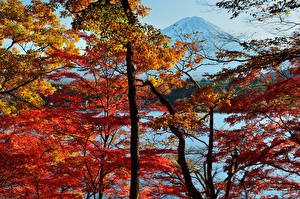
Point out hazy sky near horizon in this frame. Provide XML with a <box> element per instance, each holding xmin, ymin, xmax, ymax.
<box><xmin>141</xmin><ymin>0</ymin><xmax>299</xmax><ymax>39</ymax></box>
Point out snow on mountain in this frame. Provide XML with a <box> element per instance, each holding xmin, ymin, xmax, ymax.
<box><xmin>161</xmin><ymin>16</ymin><xmax>241</xmax><ymax>78</ymax></box>
<box><xmin>162</xmin><ymin>16</ymin><xmax>229</xmax><ymax>38</ymax></box>
<box><xmin>162</xmin><ymin>16</ymin><xmax>239</xmax><ymax>50</ymax></box>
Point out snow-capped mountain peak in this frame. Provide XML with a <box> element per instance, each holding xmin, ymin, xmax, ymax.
<box><xmin>162</xmin><ymin>16</ymin><xmax>235</xmax><ymax>44</ymax></box>
<box><xmin>161</xmin><ymin>16</ymin><xmax>241</xmax><ymax>78</ymax></box>
<box><xmin>163</xmin><ymin>16</ymin><xmax>223</xmax><ymax>34</ymax></box>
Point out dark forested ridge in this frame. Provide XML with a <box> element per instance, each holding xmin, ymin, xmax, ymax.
<box><xmin>165</xmin><ymin>68</ymin><xmax>297</xmax><ymax>106</ymax></box>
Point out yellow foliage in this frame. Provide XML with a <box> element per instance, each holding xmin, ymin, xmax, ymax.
<box><xmin>51</xmin><ymin>149</ymin><xmax>66</xmax><ymax>163</ymax></box>
<box><xmin>0</xmin><ymin>0</ymin><xmax>79</xmax><ymax>114</ymax></box>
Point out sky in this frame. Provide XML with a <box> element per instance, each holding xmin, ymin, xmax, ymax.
<box><xmin>19</xmin><ymin>0</ymin><xmax>299</xmax><ymax>39</ymax></box>
<box><xmin>140</xmin><ymin>0</ymin><xmax>299</xmax><ymax>39</ymax></box>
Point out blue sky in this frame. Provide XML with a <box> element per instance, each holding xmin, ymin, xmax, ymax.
<box><xmin>141</xmin><ymin>0</ymin><xmax>263</xmax><ymax>37</ymax></box>
<box><xmin>141</xmin><ymin>0</ymin><xmax>299</xmax><ymax>39</ymax></box>
<box><xmin>19</xmin><ymin>0</ymin><xmax>299</xmax><ymax>39</ymax></box>
<box><xmin>141</xmin><ymin>0</ymin><xmax>237</xmax><ymax>29</ymax></box>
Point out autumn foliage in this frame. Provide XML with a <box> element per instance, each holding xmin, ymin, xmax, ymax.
<box><xmin>0</xmin><ymin>0</ymin><xmax>299</xmax><ymax>198</ymax></box>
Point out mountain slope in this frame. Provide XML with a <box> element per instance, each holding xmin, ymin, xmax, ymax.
<box><xmin>162</xmin><ymin>16</ymin><xmax>241</xmax><ymax>77</ymax></box>
<box><xmin>162</xmin><ymin>16</ymin><xmax>232</xmax><ymax>39</ymax></box>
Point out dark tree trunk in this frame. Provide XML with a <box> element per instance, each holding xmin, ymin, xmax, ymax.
<box><xmin>207</xmin><ymin>107</ymin><xmax>216</xmax><ymax>199</ymax></box>
<box><xmin>146</xmin><ymin>81</ymin><xmax>203</xmax><ymax>199</ymax></box>
<box><xmin>126</xmin><ymin>42</ymin><xmax>140</xmax><ymax>199</ymax></box>
<box><xmin>120</xmin><ymin>1</ymin><xmax>140</xmax><ymax>198</ymax></box>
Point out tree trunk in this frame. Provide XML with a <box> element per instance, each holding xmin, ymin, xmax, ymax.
<box><xmin>207</xmin><ymin>107</ymin><xmax>216</xmax><ymax>199</ymax></box>
<box><xmin>120</xmin><ymin>1</ymin><xmax>140</xmax><ymax>198</ymax></box>
<box><xmin>126</xmin><ymin>42</ymin><xmax>140</xmax><ymax>199</ymax></box>
<box><xmin>146</xmin><ymin>81</ymin><xmax>203</xmax><ymax>199</ymax></box>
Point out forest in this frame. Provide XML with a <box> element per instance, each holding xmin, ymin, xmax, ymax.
<box><xmin>0</xmin><ymin>0</ymin><xmax>299</xmax><ymax>198</ymax></box>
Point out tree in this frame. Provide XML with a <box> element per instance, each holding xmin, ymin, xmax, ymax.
<box><xmin>1</xmin><ymin>0</ymin><xmax>298</xmax><ymax>198</ymax></box>
<box><xmin>140</xmin><ymin>16</ymin><xmax>299</xmax><ymax>196</ymax></box>
<box><xmin>0</xmin><ymin>0</ymin><xmax>78</xmax><ymax>114</ymax></box>
<box><xmin>144</xmin><ymin>69</ymin><xmax>235</xmax><ymax>199</ymax></box>
<box><xmin>206</xmin><ymin>1</ymin><xmax>300</xmax><ymax>197</ymax></box>
<box><xmin>0</xmin><ymin>28</ymin><xmax>186</xmax><ymax>198</ymax></box>
<box><xmin>216</xmin><ymin>0</ymin><xmax>300</xmax><ymax>19</ymax></box>
<box><xmin>52</xmin><ymin>1</ymin><xmax>181</xmax><ymax>198</ymax></box>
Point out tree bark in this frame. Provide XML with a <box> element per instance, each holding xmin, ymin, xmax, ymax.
<box><xmin>146</xmin><ymin>80</ymin><xmax>203</xmax><ymax>199</ymax></box>
<box><xmin>120</xmin><ymin>1</ymin><xmax>140</xmax><ymax>198</ymax></box>
<box><xmin>126</xmin><ymin>42</ymin><xmax>140</xmax><ymax>199</ymax></box>
<box><xmin>207</xmin><ymin>107</ymin><xmax>216</xmax><ymax>199</ymax></box>
<box><xmin>224</xmin><ymin>154</ymin><xmax>236</xmax><ymax>199</ymax></box>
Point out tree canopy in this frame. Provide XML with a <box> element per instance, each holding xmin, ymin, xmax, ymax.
<box><xmin>0</xmin><ymin>0</ymin><xmax>299</xmax><ymax>198</ymax></box>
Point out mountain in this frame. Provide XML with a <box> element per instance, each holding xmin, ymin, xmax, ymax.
<box><xmin>161</xmin><ymin>16</ymin><xmax>241</xmax><ymax>78</ymax></box>
<box><xmin>162</xmin><ymin>16</ymin><xmax>232</xmax><ymax>39</ymax></box>
<box><xmin>162</xmin><ymin>16</ymin><xmax>237</xmax><ymax>48</ymax></box>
